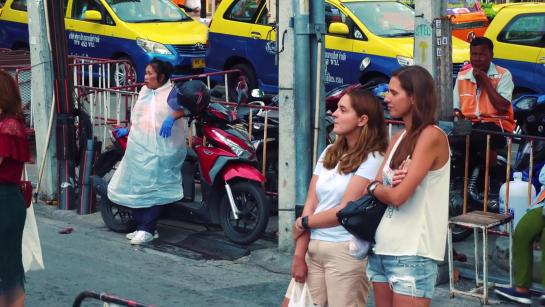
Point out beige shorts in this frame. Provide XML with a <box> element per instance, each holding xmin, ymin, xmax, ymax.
<box><xmin>285</xmin><ymin>240</ymin><xmax>370</xmax><ymax>307</ymax></box>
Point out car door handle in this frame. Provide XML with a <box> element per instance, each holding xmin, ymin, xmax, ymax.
<box><xmin>251</xmin><ymin>32</ymin><xmax>261</xmax><ymax>39</ymax></box>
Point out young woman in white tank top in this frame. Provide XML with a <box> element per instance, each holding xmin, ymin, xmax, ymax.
<box><xmin>365</xmin><ymin>66</ymin><xmax>451</xmax><ymax>307</ymax></box>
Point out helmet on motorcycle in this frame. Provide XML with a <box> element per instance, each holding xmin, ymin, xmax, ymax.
<box><xmin>167</xmin><ymin>80</ymin><xmax>210</xmax><ymax>116</ymax></box>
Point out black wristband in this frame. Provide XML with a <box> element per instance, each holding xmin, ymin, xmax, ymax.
<box><xmin>301</xmin><ymin>216</ymin><xmax>310</xmax><ymax>229</ymax></box>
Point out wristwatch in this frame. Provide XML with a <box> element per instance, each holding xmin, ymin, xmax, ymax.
<box><xmin>367</xmin><ymin>180</ymin><xmax>381</xmax><ymax>196</ymax></box>
<box><xmin>301</xmin><ymin>216</ymin><xmax>310</xmax><ymax>230</ymax></box>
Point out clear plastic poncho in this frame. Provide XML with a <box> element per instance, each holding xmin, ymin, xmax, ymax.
<box><xmin>108</xmin><ymin>82</ymin><xmax>188</xmax><ymax>208</ymax></box>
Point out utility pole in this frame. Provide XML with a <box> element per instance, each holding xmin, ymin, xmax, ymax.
<box><xmin>27</xmin><ymin>0</ymin><xmax>57</xmax><ymax>200</ymax></box>
<box><xmin>414</xmin><ymin>0</ymin><xmax>453</xmax><ymax>120</ymax></box>
<box><xmin>277</xmin><ymin>0</ymin><xmax>325</xmax><ymax>252</ymax></box>
<box><xmin>45</xmin><ymin>0</ymin><xmax>77</xmax><ymax>210</ymax></box>
<box><xmin>310</xmin><ymin>1</ymin><xmax>327</xmax><ymax>162</ymax></box>
<box><xmin>277</xmin><ymin>0</ymin><xmax>297</xmax><ymax>252</ymax></box>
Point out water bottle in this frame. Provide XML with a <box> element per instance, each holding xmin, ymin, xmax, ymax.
<box><xmin>498</xmin><ymin>172</ymin><xmax>536</xmax><ymax>230</ymax></box>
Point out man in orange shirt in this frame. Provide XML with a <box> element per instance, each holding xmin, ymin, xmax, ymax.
<box><xmin>453</xmin><ymin>37</ymin><xmax>515</xmax><ymax>192</ymax></box>
<box><xmin>453</xmin><ymin>37</ymin><xmax>515</xmax><ymax>151</ymax></box>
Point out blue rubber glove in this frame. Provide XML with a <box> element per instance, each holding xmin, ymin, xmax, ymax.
<box><xmin>114</xmin><ymin>127</ymin><xmax>129</xmax><ymax>138</ymax></box>
<box><xmin>160</xmin><ymin>114</ymin><xmax>176</xmax><ymax>138</ymax></box>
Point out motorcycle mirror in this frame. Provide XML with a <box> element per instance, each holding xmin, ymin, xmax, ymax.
<box><xmin>360</xmin><ymin>57</ymin><xmax>371</xmax><ymax>72</ymax></box>
<box><xmin>251</xmin><ymin>89</ymin><xmax>264</xmax><ymax>98</ymax></box>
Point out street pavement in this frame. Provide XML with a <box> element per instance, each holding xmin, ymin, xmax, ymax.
<box><xmin>24</xmin><ymin>203</ymin><xmax>522</xmax><ymax>306</ymax></box>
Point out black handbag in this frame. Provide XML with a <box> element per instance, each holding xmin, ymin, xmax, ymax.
<box><xmin>336</xmin><ymin>194</ymin><xmax>387</xmax><ymax>243</ymax></box>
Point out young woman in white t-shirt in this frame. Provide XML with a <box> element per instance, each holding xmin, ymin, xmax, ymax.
<box><xmin>281</xmin><ymin>89</ymin><xmax>388</xmax><ymax>307</ymax></box>
<box><xmin>366</xmin><ymin>66</ymin><xmax>450</xmax><ymax>307</ymax></box>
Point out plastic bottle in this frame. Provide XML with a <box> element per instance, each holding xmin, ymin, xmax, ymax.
<box><xmin>499</xmin><ymin>172</ymin><xmax>536</xmax><ymax>230</ymax></box>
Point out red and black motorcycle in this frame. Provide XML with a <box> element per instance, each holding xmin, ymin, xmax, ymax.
<box><xmin>91</xmin><ymin>87</ymin><xmax>270</xmax><ymax>245</ymax></box>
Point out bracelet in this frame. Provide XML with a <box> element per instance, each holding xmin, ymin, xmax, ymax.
<box><xmin>301</xmin><ymin>216</ymin><xmax>310</xmax><ymax>229</ymax></box>
<box><xmin>367</xmin><ymin>180</ymin><xmax>381</xmax><ymax>196</ymax></box>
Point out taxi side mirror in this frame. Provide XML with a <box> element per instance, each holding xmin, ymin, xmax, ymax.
<box><xmin>328</xmin><ymin>22</ymin><xmax>349</xmax><ymax>36</ymax></box>
<box><xmin>83</xmin><ymin>10</ymin><xmax>102</xmax><ymax>22</ymax></box>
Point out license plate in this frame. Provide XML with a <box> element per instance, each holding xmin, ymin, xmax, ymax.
<box><xmin>192</xmin><ymin>58</ymin><xmax>205</xmax><ymax>69</ymax></box>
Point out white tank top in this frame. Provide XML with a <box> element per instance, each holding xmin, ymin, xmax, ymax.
<box><xmin>374</xmin><ymin>127</ymin><xmax>450</xmax><ymax>261</ymax></box>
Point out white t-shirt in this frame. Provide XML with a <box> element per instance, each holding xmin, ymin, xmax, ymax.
<box><xmin>311</xmin><ymin>145</ymin><xmax>384</xmax><ymax>242</ymax></box>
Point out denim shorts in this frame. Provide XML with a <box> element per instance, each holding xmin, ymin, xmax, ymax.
<box><xmin>367</xmin><ymin>254</ymin><xmax>438</xmax><ymax>299</ymax></box>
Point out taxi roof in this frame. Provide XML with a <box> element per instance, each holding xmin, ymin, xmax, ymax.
<box><xmin>494</xmin><ymin>2</ymin><xmax>545</xmax><ymax>14</ymax></box>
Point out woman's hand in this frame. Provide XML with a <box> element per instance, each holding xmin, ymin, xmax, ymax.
<box><xmin>291</xmin><ymin>256</ymin><xmax>308</xmax><ymax>283</ymax></box>
<box><xmin>292</xmin><ymin>217</ymin><xmax>306</xmax><ymax>240</ymax></box>
<box><xmin>114</xmin><ymin>127</ymin><xmax>129</xmax><ymax>138</ymax></box>
<box><xmin>392</xmin><ymin>169</ymin><xmax>408</xmax><ymax>187</ymax></box>
<box><xmin>160</xmin><ymin>115</ymin><xmax>176</xmax><ymax>138</ymax></box>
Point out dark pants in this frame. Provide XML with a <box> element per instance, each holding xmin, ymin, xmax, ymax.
<box><xmin>200</xmin><ymin>0</ymin><xmax>206</xmax><ymax>18</ymax></box>
<box><xmin>132</xmin><ymin>206</ymin><xmax>162</xmax><ymax>233</ymax></box>
<box><xmin>470</xmin><ymin>122</ymin><xmax>507</xmax><ymax>153</ymax></box>
<box><xmin>450</xmin><ymin>122</ymin><xmax>506</xmax><ymax>188</ymax></box>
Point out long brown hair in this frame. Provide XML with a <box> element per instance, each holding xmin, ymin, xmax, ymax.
<box><xmin>323</xmin><ymin>88</ymin><xmax>388</xmax><ymax>174</ymax></box>
<box><xmin>390</xmin><ymin>65</ymin><xmax>438</xmax><ymax>169</ymax></box>
<box><xmin>0</xmin><ymin>70</ymin><xmax>24</xmax><ymax>121</ymax></box>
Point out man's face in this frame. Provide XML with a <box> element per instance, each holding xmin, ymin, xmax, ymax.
<box><xmin>470</xmin><ymin>44</ymin><xmax>492</xmax><ymax>72</ymax></box>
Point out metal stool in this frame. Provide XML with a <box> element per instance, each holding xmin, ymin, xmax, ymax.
<box><xmin>447</xmin><ymin>211</ymin><xmax>513</xmax><ymax>304</ymax></box>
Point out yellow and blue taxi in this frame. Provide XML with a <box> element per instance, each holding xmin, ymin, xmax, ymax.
<box><xmin>205</xmin><ymin>0</ymin><xmax>470</xmax><ymax>95</ymax></box>
<box><xmin>484</xmin><ymin>3</ymin><xmax>545</xmax><ymax>94</ymax></box>
<box><xmin>0</xmin><ymin>0</ymin><xmax>208</xmax><ymax>82</ymax></box>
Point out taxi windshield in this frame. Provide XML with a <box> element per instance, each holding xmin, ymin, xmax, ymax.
<box><xmin>106</xmin><ymin>0</ymin><xmax>191</xmax><ymax>22</ymax></box>
<box><xmin>344</xmin><ymin>1</ymin><xmax>415</xmax><ymax>37</ymax></box>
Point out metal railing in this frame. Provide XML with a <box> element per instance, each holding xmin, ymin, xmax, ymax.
<box><xmin>72</xmin><ymin>291</ymin><xmax>154</xmax><ymax>307</ymax></box>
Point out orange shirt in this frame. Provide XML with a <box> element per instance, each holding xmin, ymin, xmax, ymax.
<box><xmin>455</xmin><ymin>64</ymin><xmax>515</xmax><ymax>132</ymax></box>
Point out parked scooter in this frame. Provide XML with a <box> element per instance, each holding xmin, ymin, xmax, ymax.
<box><xmin>91</xmin><ymin>81</ymin><xmax>270</xmax><ymax>245</ymax></box>
<box><xmin>236</xmin><ymin>92</ymin><xmax>280</xmax><ymax>193</ymax></box>
<box><xmin>512</xmin><ymin>94</ymin><xmax>545</xmax><ymax>192</ymax></box>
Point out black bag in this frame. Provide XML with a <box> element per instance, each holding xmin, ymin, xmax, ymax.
<box><xmin>336</xmin><ymin>194</ymin><xmax>387</xmax><ymax>243</ymax></box>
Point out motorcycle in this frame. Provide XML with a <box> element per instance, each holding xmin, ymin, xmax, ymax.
<box><xmin>91</xmin><ymin>89</ymin><xmax>270</xmax><ymax>245</ymax></box>
<box><xmin>512</xmin><ymin>94</ymin><xmax>545</xmax><ymax>192</ymax></box>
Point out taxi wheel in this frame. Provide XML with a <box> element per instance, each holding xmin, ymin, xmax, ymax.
<box><xmin>111</xmin><ymin>56</ymin><xmax>137</xmax><ymax>86</ymax></box>
<box><xmin>367</xmin><ymin>76</ymin><xmax>389</xmax><ymax>86</ymax></box>
<box><xmin>228</xmin><ymin>63</ymin><xmax>257</xmax><ymax>102</ymax></box>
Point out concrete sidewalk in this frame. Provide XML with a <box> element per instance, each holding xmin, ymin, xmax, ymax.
<box><xmin>29</xmin><ymin>203</ymin><xmax>520</xmax><ymax>306</ymax></box>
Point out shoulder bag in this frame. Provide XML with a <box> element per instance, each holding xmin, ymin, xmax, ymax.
<box><xmin>336</xmin><ymin>194</ymin><xmax>387</xmax><ymax>243</ymax></box>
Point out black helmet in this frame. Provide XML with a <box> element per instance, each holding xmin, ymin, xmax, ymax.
<box><xmin>167</xmin><ymin>80</ymin><xmax>210</xmax><ymax>116</ymax></box>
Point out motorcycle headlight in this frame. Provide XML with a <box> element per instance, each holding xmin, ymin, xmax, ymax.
<box><xmin>136</xmin><ymin>38</ymin><xmax>173</xmax><ymax>55</ymax></box>
<box><xmin>514</xmin><ymin>96</ymin><xmax>537</xmax><ymax>111</ymax></box>
<box><xmin>212</xmin><ymin>129</ymin><xmax>246</xmax><ymax>157</ymax></box>
<box><xmin>396</xmin><ymin>56</ymin><xmax>414</xmax><ymax>66</ymax></box>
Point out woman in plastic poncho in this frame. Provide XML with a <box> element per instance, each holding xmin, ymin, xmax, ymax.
<box><xmin>107</xmin><ymin>59</ymin><xmax>188</xmax><ymax>245</ymax></box>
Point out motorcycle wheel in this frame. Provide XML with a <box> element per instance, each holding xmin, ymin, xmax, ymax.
<box><xmin>220</xmin><ymin>181</ymin><xmax>269</xmax><ymax>245</ymax></box>
<box><xmin>228</xmin><ymin>63</ymin><xmax>257</xmax><ymax>102</ymax></box>
<box><xmin>100</xmin><ymin>197</ymin><xmax>136</xmax><ymax>233</ymax></box>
